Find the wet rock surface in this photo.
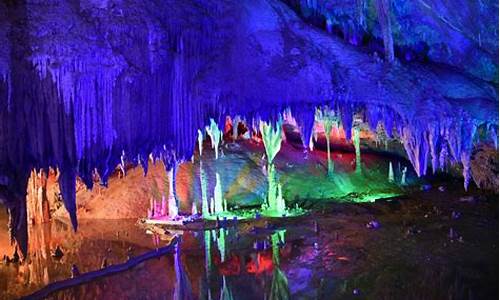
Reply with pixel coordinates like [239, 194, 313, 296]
[470, 145, 499, 192]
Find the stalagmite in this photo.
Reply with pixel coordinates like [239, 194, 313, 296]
[167, 169, 179, 218]
[388, 162, 394, 182]
[401, 167, 407, 185]
[191, 203, 198, 215]
[27, 170, 51, 225]
[148, 198, 154, 218]
[201, 162, 210, 217]
[198, 129, 204, 156]
[260, 120, 286, 214]
[276, 183, 286, 215]
[205, 119, 227, 216]
[206, 119, 222, 160]
[213, 173, 224, 214]
[316, 108, 338, 177]
[198, 130, 210, 218]
[160, 194, 167, 216]
[353, 127, 362, 174]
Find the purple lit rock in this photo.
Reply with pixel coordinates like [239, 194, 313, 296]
[0, 0, 496, 255]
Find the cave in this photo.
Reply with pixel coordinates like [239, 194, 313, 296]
[0, 0, 498, 299]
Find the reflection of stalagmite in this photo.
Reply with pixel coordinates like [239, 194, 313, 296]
[205, 230, 212, 272]
[24, 238, 180, 299]
[173, 243, 194, 300]
[269, 231, 290, 300]
[220, 276, 234, 300]
[217, 228, 226, 263]
[204, 230, 213, 300]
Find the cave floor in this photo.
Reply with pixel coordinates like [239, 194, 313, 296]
[0, 185, 498, 299]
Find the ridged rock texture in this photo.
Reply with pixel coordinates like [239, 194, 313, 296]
[284, 0, 499, 83]
[0, 0, 497, 255]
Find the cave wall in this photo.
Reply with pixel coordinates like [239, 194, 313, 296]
[283, 0, 499, 83]
[0, 0, 497, 255]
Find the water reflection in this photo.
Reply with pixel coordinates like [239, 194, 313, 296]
[200, 228, 290, 300]
[3, 218, 293, 299]
[173, 243, 193, 300]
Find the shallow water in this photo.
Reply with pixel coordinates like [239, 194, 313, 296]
[0, 185, 498, 300]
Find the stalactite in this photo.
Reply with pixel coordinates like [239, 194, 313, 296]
[58, 168, 78, 231]
[340, 104, 353, 141]
[357, 0, 367, 28]
[4, 174, 29, 258]
[291, 106, 315, 149]
[459, 120, 477, 191]
[488, 123, 498, 149]
[374, 0, 395, 62]
[402, 126, 429, 177]
[138, 153, 148, 176]
[232, 115, 241, 141]
[427, 124, 440, 174]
